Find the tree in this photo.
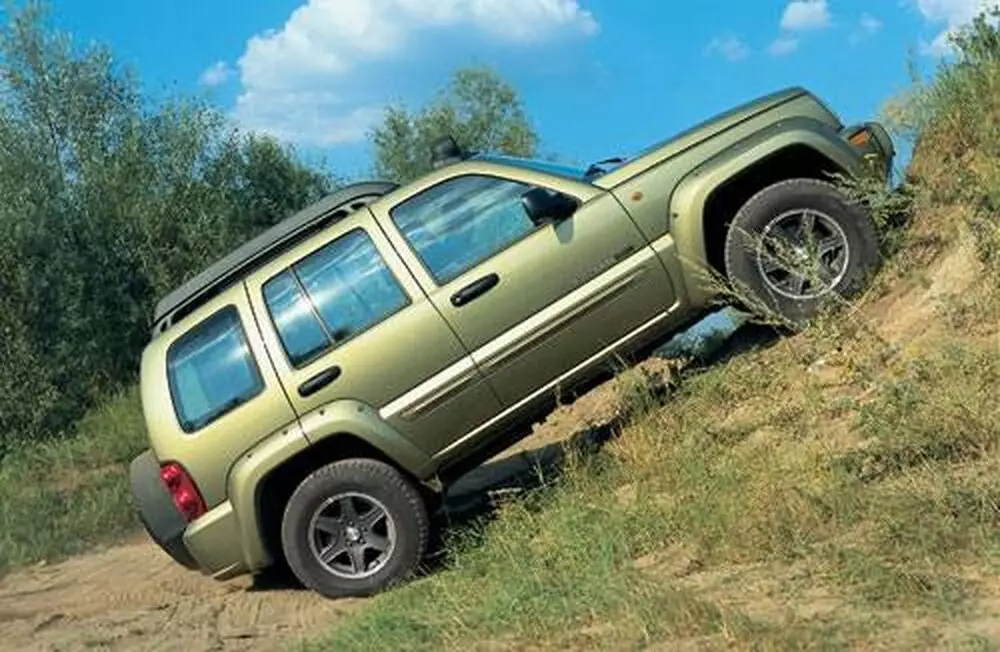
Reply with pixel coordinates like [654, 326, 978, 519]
[0, 1, 333, 454]
[369, 67, 539, 184]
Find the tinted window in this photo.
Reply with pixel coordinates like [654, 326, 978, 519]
[391, 175, 535, 283]
[262, 272, 331, 367]
[167, 307, 264, 433]
[264, 229, 409, 367]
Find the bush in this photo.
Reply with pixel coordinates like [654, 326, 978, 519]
[0, 2, 333, 456]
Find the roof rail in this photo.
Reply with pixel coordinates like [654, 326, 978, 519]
[151, 180, 399, 338]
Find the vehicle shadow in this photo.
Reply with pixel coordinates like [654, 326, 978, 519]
[249, 317, 780, 592]
[421, 318, 780, 572]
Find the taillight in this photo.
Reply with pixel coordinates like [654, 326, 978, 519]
[159, 462, 207, 523]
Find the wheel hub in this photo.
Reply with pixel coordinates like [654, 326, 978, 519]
[756, 208, 850, 301]
[307, 492, 396, 580]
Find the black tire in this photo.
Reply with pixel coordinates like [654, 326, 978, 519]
[280, 458, 429, 599]
[724, 178, 881, 325]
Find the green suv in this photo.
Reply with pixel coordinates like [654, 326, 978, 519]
[129, 86, 894, 599]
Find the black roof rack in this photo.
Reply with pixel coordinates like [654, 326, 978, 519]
[151, 180, 399, 338]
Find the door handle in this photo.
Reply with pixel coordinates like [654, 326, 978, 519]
[298, 366, 342, 398]
[450, 273, 500, 307]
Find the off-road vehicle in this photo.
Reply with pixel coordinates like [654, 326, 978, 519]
[130, 86, 894, 599]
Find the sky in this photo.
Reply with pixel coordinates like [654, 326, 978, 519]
[42, 0, 1000, 179]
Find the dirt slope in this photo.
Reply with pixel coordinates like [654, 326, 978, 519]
[0, 238, 978, 652]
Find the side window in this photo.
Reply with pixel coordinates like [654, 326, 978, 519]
[167, 306, 264, 433]
[391, 175, 536, 284]
[263, 229, 410, 368]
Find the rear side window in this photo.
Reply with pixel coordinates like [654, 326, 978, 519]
[167, 306, 264, 433]
[263, 229, 410, 368]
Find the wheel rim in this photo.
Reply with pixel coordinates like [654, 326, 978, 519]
[756, 208, 850, 300]
[307, 492, 396, 580]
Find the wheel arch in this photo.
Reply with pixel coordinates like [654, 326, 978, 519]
[254, 432, 432, 575]
[669, 123, 862, 307]
[227, 400, 436, 573]
[700, 144, 849, 278]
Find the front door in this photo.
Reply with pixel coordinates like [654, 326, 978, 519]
[244, 217, 502, 457]
[371, 163, 677, 414]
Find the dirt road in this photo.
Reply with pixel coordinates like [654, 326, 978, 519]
[0, 537, 359, 651]
[0, 358, 680, 652]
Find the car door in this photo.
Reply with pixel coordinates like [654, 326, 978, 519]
[244, 214, 502, 458]
[370, 162, 679, 414]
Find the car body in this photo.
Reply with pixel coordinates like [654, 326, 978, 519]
[129, 86, 894, 598]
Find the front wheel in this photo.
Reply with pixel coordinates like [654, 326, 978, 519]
[280, 458, 429, 599]
[723, 178, 881, 326]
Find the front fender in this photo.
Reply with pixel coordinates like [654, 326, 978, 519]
[226, 399, 433, 571]
[669, 118, 864, 307]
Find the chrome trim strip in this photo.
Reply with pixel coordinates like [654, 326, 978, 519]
[432, 309, 671, 460]
[379, 357, 478, 421]
[378, 247, 655, 422]
[473, 266, 649, 374]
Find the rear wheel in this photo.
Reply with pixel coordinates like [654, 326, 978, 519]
[723, 178, 881, 325]
[280, 458, 429, 599]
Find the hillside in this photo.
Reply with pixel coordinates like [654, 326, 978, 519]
[0, 9, 998, 652]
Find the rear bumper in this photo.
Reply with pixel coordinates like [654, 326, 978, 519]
[129, 450, 198, 570]
[130, 450, 250, 580]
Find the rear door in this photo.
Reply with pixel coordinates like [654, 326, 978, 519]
[243, 213, 502, 457]
[370, 162, 678, 416]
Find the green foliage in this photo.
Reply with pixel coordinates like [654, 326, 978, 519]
[886, 7, 1000, 266]
[369, 67, 539, 184]
[0, 388, 146, 572]
[0, 1, 333, 455]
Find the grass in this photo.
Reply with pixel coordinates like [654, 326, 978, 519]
[0, 387, 146, 574]
[311, 316, 1000, 650]
[310, 11, 1000, 651]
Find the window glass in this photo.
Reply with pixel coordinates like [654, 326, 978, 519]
[167, 307, 264, 432]
[391, 175, 535, 283]
[262, 271, 331, 367]
[264, 229, 409, 367]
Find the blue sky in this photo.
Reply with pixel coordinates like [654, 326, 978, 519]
[44, 1, 998, 178]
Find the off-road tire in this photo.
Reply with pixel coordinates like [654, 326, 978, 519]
[724, 178, 881, 326]
[280, 458, 429, 599]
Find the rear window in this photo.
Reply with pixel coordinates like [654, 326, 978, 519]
[166, 306, 264, 433]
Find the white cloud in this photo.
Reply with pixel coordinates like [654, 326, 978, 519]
[913, 0, 1000, 55]
[705, 35, 750, 61]
[767, 0, 830, 58]
[780, 0, 832, 31]
[199, 61, 234, 87]
[849, 12, 883, 44]
[860, 13, 883, 35]
[768, 36, 800, 56]
[231, 0, 599, 146]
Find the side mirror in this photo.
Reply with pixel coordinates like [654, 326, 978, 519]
[520, 187, 579, 226]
